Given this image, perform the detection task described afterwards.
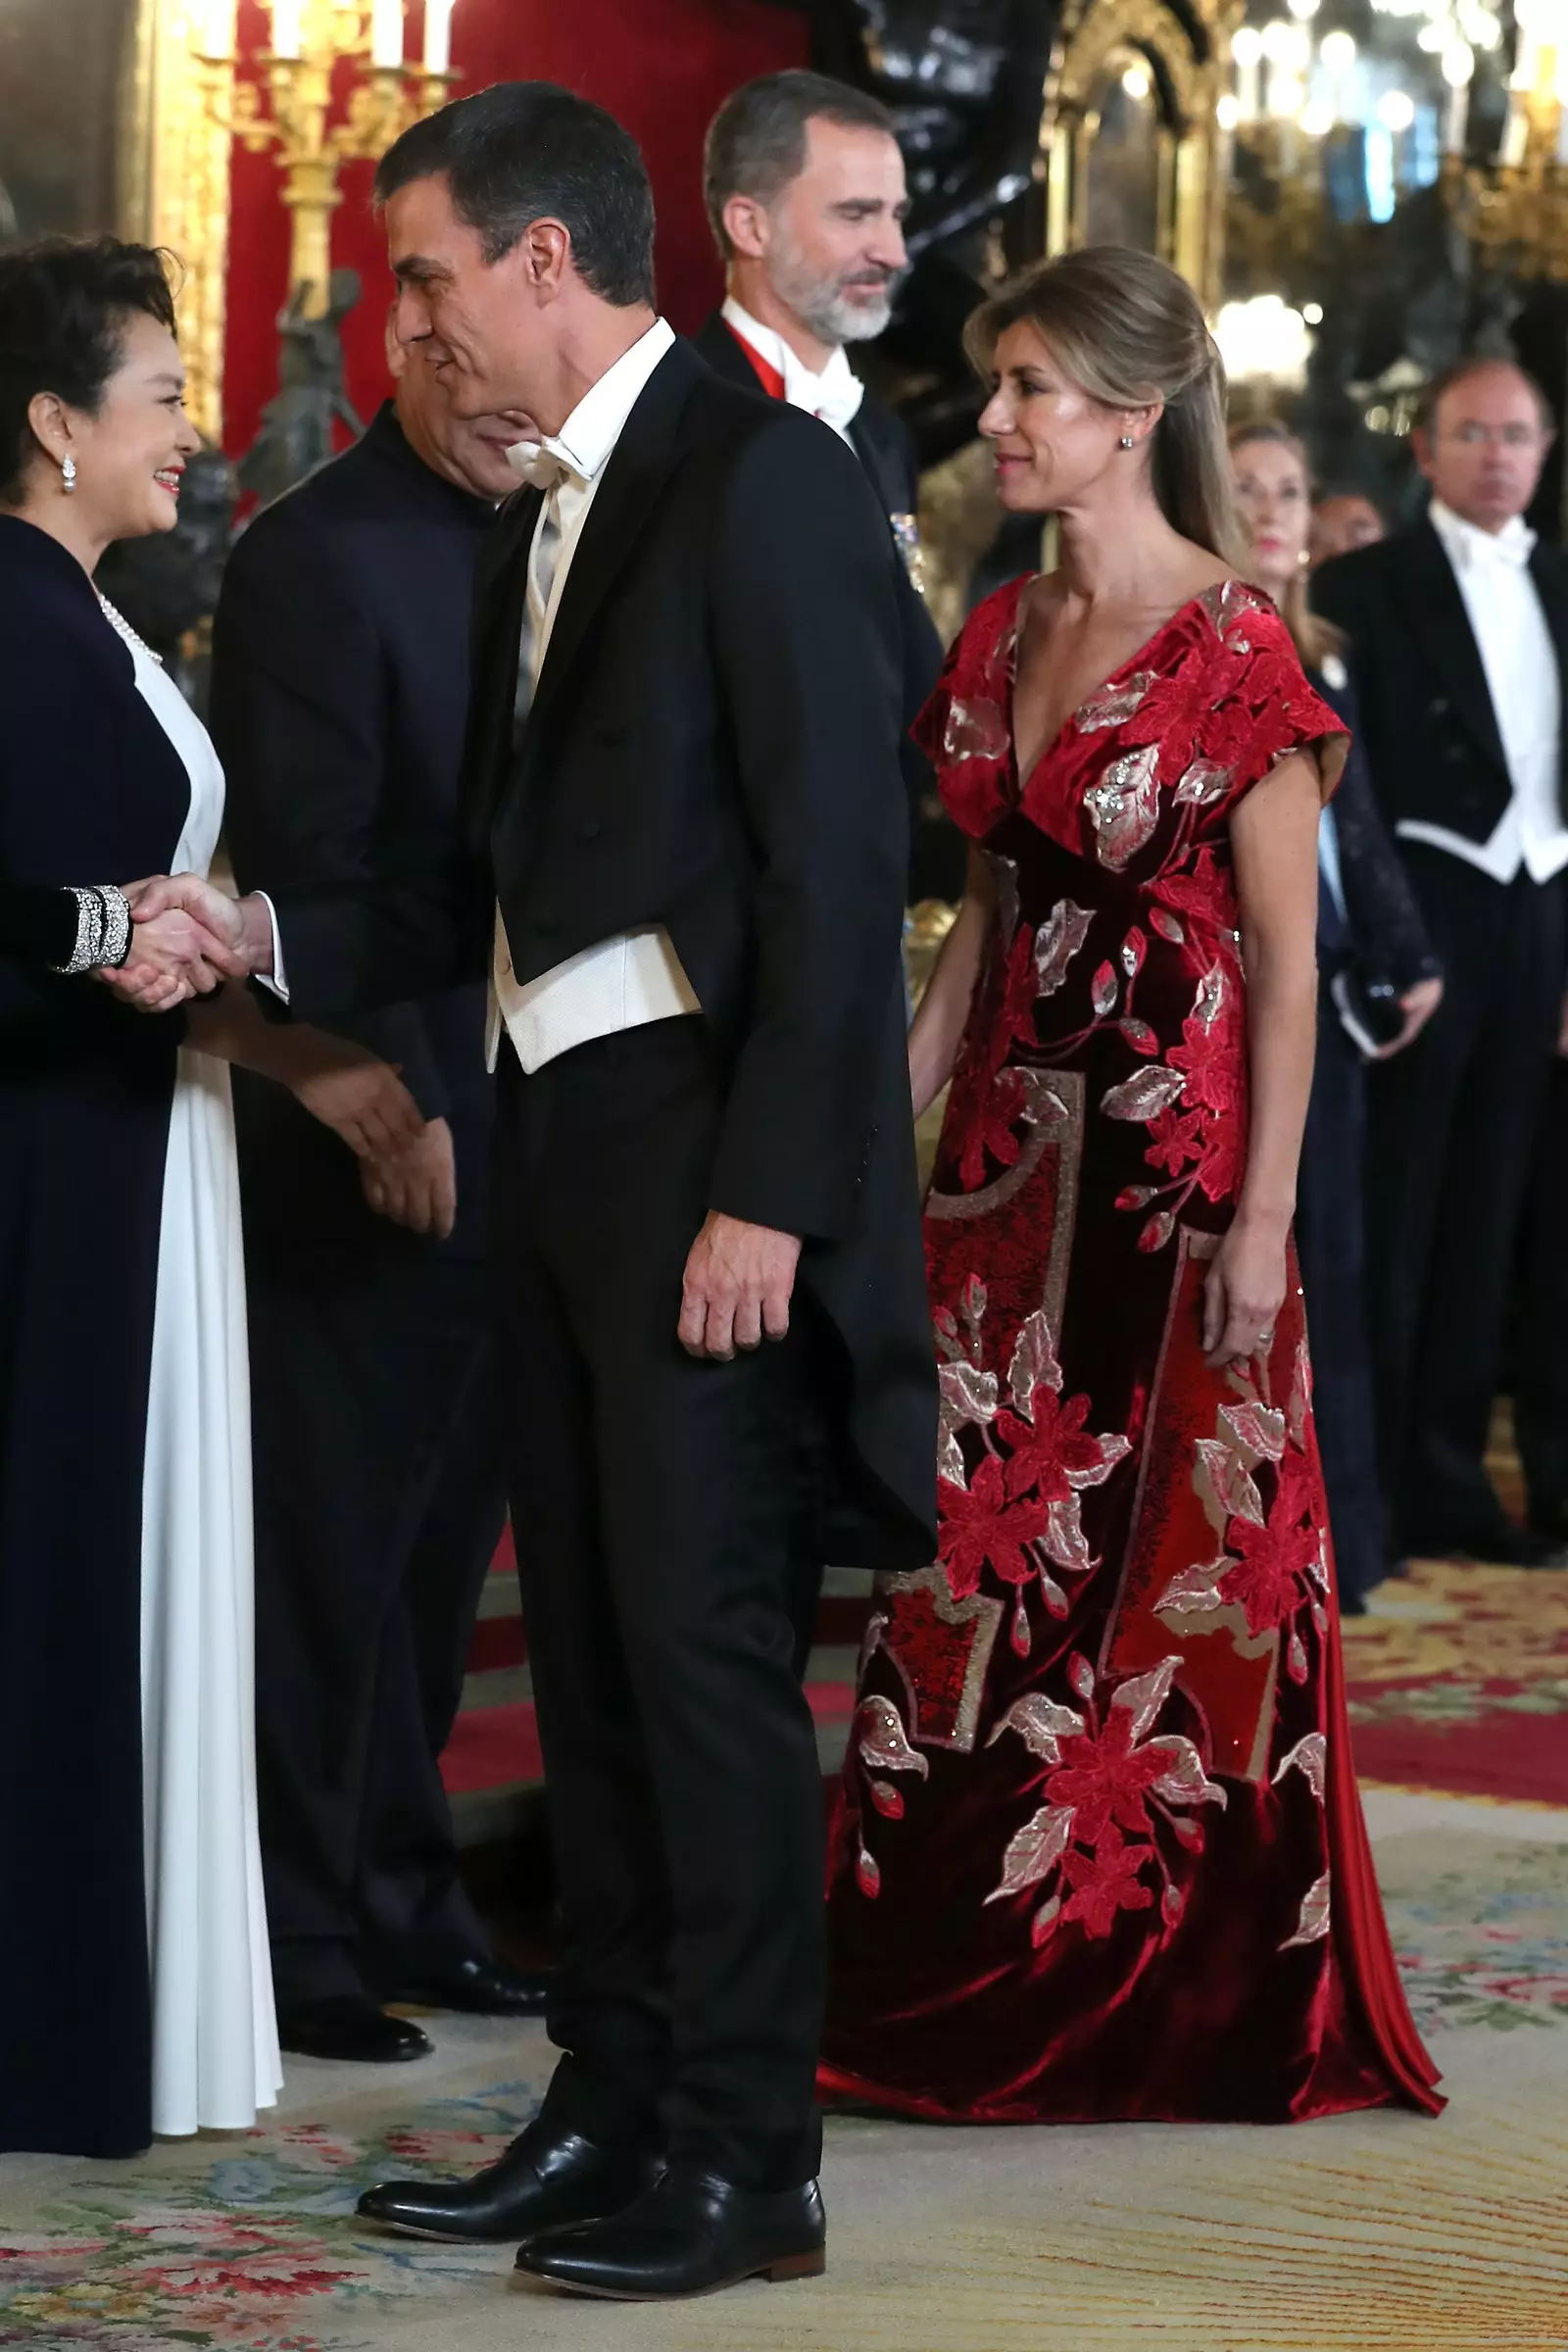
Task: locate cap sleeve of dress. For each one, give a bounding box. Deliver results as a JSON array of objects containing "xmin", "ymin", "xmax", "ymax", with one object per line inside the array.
[
  {"xmin": 909, "ymin": 576, "xmax": 1029, "ymax": 840},
  {"xmin": 1220, "ymin": 597, "xmax": 1349, "ymax": 811}
]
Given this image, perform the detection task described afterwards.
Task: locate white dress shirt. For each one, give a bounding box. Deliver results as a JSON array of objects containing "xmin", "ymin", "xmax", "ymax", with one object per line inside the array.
[
  {"xmin": 487, "ymin": 316, "xmax": 703, "ymax": 1075},
  {"xmin": 1396, "ymin": 499, "xmax": 1568, "ymax": 885},
  {"xmin": 720, "ymin": 296, "xmax": 865, "ymax": 446}
]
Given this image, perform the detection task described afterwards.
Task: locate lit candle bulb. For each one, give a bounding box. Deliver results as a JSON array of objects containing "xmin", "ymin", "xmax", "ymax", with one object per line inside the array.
[
  {"xmin": 200, "ymin": 0, "xmax": 236, "ymax": 58},
  {"xmin": 1232, "ymin": 25, "xmax": 1262, "ymax": 122},
  {"xmin": 1442, "ymin": 40, "xmax": 1473, "ymax": 155},
  {"xmin": 270, "ymin": 0, "xmax": 303, "ymax": 58},
  {"xmin": 370, "ymin": 0, "xmax": 403, "ymax": 66},
  {"xmin": 424, "ymin": 0, "xmax": 456, "ymax": 74}
]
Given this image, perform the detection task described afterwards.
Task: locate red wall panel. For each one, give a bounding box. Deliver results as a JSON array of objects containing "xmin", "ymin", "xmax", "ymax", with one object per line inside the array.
[{"xmin": 220, "ymin": 0, "xmax": 807, "ymax": 457}]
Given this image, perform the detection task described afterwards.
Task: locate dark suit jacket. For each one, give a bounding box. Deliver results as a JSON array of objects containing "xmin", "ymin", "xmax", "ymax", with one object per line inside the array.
[
  {"xmin": 693, "ymin": 311, "xmax": 946, "ymax": 862},
  {"xmin": 1313, "ymin": 514, "xmax": 1568, "ymax": 848},
  {"xmin": 1311, "ymin": 664, "xmax": 1438, "ymax": 994},
  {"xmin": 211, "ymin": 403, "xmax": 498, "ymax": 1262},
  {"xmin": 270, "ymin": 336, "xmax": 938, "ymax": 1566}
]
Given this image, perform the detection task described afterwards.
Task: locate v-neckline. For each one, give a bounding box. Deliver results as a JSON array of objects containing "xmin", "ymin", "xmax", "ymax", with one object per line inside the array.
[{"xmin": 1005, "ymin": 576, "xmax": 1241, "ymax": 801}]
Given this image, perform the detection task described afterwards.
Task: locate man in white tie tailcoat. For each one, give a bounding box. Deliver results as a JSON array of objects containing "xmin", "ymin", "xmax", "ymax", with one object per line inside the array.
[{"xmin": 1315, "ymin": 358, "xmax": 1568, "ymax": 1570}]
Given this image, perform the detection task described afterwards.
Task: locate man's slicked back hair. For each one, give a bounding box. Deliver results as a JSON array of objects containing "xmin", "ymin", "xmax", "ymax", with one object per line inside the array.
[
  {"xmin": 374, "ymin": 81, "xmax": 656, "ymax": 310},
  {"xmin": 703, "ymin": 70, "xmax": 899, "ymax": 258}
]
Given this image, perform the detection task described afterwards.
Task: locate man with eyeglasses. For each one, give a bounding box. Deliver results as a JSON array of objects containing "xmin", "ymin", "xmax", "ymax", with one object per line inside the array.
[{"xmin": 1315, "ymin": 357, "xmax": 1568, "ymax": 1573}]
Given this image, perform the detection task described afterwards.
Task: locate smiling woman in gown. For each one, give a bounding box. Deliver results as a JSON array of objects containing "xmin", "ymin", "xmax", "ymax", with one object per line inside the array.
[{"xmin": 0, "ymin": 236, "xmax": 288, "ymax": 2152}]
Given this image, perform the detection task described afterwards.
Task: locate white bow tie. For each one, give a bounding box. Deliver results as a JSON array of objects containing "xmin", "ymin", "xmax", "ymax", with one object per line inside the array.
[
  {"xmin": 505, "ymin": 439, "xmax": 576, "ymax": 494},
  {"xmin": 1459, "ymin": 519, "xmax": 1536, "ymax": 570},
  {"xmin": 781, "ymin": 351, "xmax": 864, "ymax": 436}
]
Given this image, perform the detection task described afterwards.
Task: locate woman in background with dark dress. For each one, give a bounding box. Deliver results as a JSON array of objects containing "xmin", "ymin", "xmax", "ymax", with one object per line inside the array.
[{"xmin": 1230, "ymin": 422, "xmax": 1442, "ymax": 1608}]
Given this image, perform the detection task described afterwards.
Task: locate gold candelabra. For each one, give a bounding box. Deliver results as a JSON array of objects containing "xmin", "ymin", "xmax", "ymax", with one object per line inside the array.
[
  {"xmin": 1441, "ymin": 7, "xmax": 1568, "ymax": 280},
  {"xmin": 192, "ymin": 0, "xmax": 459, "ymax": 317}
]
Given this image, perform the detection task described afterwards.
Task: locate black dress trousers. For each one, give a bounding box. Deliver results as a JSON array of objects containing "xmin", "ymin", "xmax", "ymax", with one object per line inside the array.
[
  {"xmin": 1363, "ymin": 847, "xmax": 1567, "ymax": 1550},
  {"xmin": 238, "ymin": 1206, "xmax": 506, "ymax": 2007},
  {"xmin": 493, "ymin": 1021, "xmax": 827, "ymax": 2193}
]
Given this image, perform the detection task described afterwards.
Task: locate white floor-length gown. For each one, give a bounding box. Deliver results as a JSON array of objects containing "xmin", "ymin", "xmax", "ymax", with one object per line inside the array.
[{"xmin": 109, "ymin": 604, "xmax": 282, "ymax": 2134}]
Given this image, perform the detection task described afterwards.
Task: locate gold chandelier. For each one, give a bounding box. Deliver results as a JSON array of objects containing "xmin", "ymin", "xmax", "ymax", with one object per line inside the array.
[
  {"xmin": 1441, "ymin": 0, "xmax": 1568, "ymax": 276},
  {"xmin": 191, "ymin": 0, "xmax": 459, "ymax": 316}
]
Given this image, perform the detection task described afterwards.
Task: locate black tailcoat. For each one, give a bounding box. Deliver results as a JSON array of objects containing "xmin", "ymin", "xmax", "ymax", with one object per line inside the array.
[
  {"xmin": 0, "ymin": 514, "xmax": 192, "ymax": 2155},
  {"xmin": 210, "ymin": 407, "xmax": 506, "ymax": 2004},
  {"xmin": 268, "ymin": 336, "xmax": 939, "ymax": 2181},
  {"xmin": 275, "ymin": 339, "xmax": 938, "ymax": 1572},
  {"xmin": 1313, "ymin": 515, "xmax": 1568, "ymax": 842},
  {"xmin": 692, "ymin": 311, "xmax": 957, "ymax": 898},
  {"xmin": 1313, "ymin": 518, "xmax": 1568, "ymax": 1550}
]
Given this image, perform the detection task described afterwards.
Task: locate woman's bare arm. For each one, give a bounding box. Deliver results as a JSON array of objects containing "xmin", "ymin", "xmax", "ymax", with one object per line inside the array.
[
  {"xmin": 908, "ymin": 850, "xmax": 996, "ymax": 1120},
  {"xmin": 1203, "ymin": 753, "xmax": 1322, "ymax": 1365}
]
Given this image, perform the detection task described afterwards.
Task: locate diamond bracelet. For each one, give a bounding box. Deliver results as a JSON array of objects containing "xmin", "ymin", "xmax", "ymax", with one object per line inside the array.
[{"xmin": 49, "ymin": 883, "xmax": 133, "ymax": 976}]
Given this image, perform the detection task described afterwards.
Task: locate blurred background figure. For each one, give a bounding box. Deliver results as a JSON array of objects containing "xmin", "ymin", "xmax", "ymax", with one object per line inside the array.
[
  {"xmin": 1314, "ymin": 360, "xmax": 1568, "ymax": 1570},
  {"xmin": 210, "ymin": 324, "xmax": 547, "ymax": 2068},
  {"xmin": 1231, "ymin": 420, "xmax": 1442, "ymax": 1609},
  {"xmin": 1310, "ymin": 489, "xmax": 1387, "ymax": 569}
]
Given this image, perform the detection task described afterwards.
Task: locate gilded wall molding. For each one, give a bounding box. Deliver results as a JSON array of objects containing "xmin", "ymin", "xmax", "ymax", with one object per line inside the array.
[{"xmin": 122, "ymin": 0, "xmax": 232, "ymax": 441}]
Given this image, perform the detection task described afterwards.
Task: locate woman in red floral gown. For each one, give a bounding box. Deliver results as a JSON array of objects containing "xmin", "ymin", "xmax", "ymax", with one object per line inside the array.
[{"xmin": 821, "ymin": 249, "xmax": 1441, "ymax": 2124}]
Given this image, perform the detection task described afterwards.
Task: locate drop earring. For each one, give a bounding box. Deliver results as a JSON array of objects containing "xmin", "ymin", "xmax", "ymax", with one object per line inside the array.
[
  {"xmin": 60, "ymin": 455, "xmax": 76, "ymax": 495},
  {"xmin": 1119, "ymin": 434, "xmax": 1135, "ymax": 451}
]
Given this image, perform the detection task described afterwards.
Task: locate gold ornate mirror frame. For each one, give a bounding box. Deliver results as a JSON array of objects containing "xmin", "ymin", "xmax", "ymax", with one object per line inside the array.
[{"xmin": 1041, "ymin": 0, "xmax": 1241, "ymax": 306}]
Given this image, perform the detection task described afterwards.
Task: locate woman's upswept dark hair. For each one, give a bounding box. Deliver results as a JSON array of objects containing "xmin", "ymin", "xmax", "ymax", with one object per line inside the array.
[
  {"xmin": 966, "ymin": 246, "xmax": 1248, "ymax": 569},
  {"xmin": 374, "ymin": 81, "xmax": 656, "ymax": 310},
  {"xmin": 0, "ymin": 236, "xmax": 178, "ymax": 505}
]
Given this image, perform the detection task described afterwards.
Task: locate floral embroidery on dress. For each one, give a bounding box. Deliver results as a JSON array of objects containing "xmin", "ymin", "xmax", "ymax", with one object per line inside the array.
[
  {"xmin": 985, "ymin": 1653, "xmax": 1227, "ymax": 1942},
  {"xmin": 935, "ymin": 1298, "xmax": 1130, "ymax": 1651},
  {"xmin": 1157, "ymin": 1350, "xmax": 1331, "ymax": 1685},
  {"xmin": 821, "ymin": 573, "xmax": 1436, "ymax": 2128}
]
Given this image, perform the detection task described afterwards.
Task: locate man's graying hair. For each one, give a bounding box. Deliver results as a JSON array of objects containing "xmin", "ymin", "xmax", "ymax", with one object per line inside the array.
[
  {"xmin": 704, "ymin": 70, "xmax": 899, "ymax": 259},
  {"xmin": 373, "ymin": 81, "xmax": 656, "ymax": 310}
]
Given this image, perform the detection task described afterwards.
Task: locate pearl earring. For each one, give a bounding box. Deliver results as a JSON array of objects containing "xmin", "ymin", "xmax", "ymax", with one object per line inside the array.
[
  {"xmin": 1119, "ymin": 434, "xmax": 1135, "ymax": 451},
  {"xmin": 61, "ymin": 455, "xmax": 76, "ymax": 495}
]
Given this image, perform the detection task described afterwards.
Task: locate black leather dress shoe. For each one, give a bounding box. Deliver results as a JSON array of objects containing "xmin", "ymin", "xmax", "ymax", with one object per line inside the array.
[
  {"xmin": 514, "ymin": 2164, "xmax": 825, "ymax": 2300},
  {"xmin": 277, "ymin": 1996, "xmax": 432, "ymax": 2065},
  {"xmin": 377, "ymin": 1957, "xmax": 551, "ymax": 2017},
  {"xmin": 356, "ymin": 2121, "xmax": 663, "ymax": 2244}
]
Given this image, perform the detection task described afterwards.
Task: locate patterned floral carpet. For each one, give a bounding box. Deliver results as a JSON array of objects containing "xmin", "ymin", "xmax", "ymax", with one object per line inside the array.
[
  {"xmin": 1346, "ymin": 1560, "xmax": 1568, "ymax": 1805},
  {"xmin": 5, "ymin": 1564, "xmax": 1567, "ymax": 2351}
]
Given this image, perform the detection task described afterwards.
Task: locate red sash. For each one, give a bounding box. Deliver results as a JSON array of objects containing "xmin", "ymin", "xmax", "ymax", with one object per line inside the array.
[{"xmin": 724, "ymin": 321, "xmax": 787, "ymax": 404}]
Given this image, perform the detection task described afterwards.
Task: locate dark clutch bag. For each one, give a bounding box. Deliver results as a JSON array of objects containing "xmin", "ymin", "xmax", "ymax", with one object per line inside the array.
[{"xmin": 1329, "ymin": 961, "xmax": 1406, "ymax": 1056}]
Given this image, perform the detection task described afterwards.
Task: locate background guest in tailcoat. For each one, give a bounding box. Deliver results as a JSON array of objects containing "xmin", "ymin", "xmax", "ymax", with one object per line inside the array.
[
  {"xmin": 1314, "ymin": 358, "xmax": 1568, "ymax": 1569},
  {"xmin": 1231, "ymin": 421, "xmax": 1442, "ymax": 1610},
  {"xmin": 211, "ymin": 336, "xmax": 547, "ymax": 2066},
  {"xmin": 695, "ymin": 70, "xmax": 956, "ymax": 905}
]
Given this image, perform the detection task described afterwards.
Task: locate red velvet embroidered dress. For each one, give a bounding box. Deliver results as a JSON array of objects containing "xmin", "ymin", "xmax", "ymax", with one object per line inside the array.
[{"xmin": 820, "ymin": 577, "xmax": 1442, "ymax": 2124}]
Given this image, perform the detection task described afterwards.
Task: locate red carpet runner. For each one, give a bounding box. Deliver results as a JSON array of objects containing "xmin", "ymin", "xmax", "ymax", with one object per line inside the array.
[{"xmin": 441, "ymin": 1542, "xmax": 1568, "ymax": 1821}]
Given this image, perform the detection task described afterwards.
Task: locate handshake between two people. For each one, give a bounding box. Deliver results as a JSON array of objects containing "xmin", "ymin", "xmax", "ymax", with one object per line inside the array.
[
  {"xmin": 107, "ymin": 872, "xmax": 453, "ymax": 1241},
  {"xmin": 112, "ymin": 875, "xmax": 803, "ymax": 1341},
  {"xmin": 105, "ymin": 872, "xmax": 275, "ymax": 1012}
]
